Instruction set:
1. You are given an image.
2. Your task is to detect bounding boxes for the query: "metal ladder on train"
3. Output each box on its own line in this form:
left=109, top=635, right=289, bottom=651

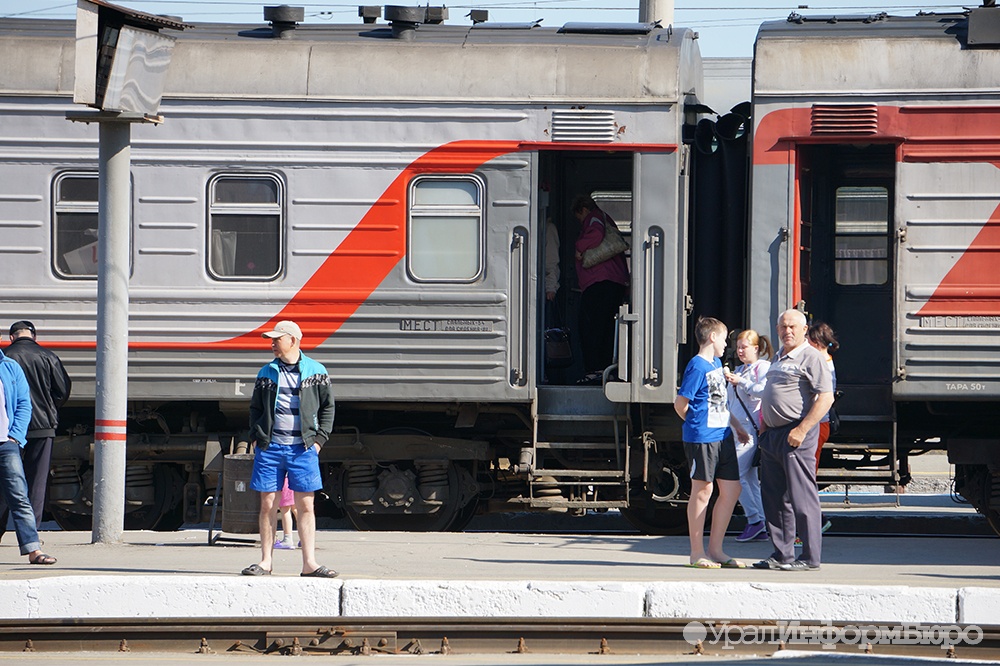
left=817, top=417, right=901, bottom=508
left=526, top=386, right=630, bottom=511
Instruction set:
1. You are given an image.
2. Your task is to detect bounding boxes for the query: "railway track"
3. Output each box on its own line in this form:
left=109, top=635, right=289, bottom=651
left=2, top=617, right=998, bottom=659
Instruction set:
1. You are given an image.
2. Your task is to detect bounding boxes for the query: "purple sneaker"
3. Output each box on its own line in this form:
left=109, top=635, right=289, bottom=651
left=735, top=521, right=767, bottom=543
left=750, top=529, right=770, bottom=542
left=274, top=540, right=296, bottom=550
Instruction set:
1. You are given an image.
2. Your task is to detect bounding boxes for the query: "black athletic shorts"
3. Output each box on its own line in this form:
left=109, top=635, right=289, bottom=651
left=683, top=435, right=740, bottom=482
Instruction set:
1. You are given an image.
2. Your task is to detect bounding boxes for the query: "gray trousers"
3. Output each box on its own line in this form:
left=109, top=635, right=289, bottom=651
left=759, top=422, right=822, bottom=566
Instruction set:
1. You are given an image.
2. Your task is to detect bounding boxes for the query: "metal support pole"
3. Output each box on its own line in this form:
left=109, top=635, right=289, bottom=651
left=638, top=0, right=674, bottom=26
left=92, top=121, right=131, bottom=544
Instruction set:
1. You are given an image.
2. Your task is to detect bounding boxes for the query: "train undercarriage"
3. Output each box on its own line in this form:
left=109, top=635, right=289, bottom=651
left=44, top=398, right=1000, bottom=537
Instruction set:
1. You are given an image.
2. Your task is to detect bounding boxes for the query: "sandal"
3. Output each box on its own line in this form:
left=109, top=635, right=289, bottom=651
left=29, top=553, right=57, bottom=565
left=684, top=558, right=721, bottom=569
left=241, top=563, right=271, bottom=576
left=301, top=565, right=338, bottom=578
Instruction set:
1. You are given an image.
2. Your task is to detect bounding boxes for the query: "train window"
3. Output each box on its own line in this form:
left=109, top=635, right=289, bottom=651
left=591, top=191, right=632, bottom=234
left=408, top=177, right=483, bottom=281
left=834, top=186, right=888, bottom=286
left=207, top=174, right=282, bottom=280
left=53, top=173, right=100, bottom=279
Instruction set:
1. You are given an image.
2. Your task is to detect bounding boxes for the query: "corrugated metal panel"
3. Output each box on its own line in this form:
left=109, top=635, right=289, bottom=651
left=810, top=104, right=878, bottom=135
left=895, top=162, right=1000, bottom=399
left=550, top=109, right=616, bottom=142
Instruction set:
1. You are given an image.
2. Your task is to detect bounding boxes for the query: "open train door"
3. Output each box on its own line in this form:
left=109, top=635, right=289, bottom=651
left=799, top=144, right=896, bottom=440
left=538, top=147, right=687, bottom=405
left=603, top=148, right=692, bottom=405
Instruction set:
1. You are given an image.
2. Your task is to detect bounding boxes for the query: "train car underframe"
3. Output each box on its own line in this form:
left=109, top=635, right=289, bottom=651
left=44, top=398, right=1000, bottom=535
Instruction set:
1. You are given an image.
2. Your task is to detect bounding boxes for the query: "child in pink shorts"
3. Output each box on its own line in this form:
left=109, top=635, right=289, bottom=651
left=274, top=477, right=296, bottom=549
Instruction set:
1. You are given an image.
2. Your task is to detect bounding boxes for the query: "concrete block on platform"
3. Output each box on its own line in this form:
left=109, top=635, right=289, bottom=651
left=646, top=582, right=957, bottom=624
left=342, top=580, right=646, bottom=617
left=958, top=587, right=1000, bottom=625
left=23, top=576, right=342, bottom=619
left=0, top=581, right=31, bottom=619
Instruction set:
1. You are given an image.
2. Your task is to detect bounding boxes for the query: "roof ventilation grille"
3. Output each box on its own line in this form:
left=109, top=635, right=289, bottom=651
left=810, top=104, right=878, bottom=135
left=551, top=109, right=617, bottom=142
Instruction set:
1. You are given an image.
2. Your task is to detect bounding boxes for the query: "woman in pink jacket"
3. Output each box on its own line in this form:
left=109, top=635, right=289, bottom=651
left=571, top=195, right=630, bottom=385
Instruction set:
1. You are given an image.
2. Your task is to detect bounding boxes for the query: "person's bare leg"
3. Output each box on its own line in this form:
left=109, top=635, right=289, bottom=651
left=279, top=506, right=294, bottom=544
left=295, top=491, right=321, bottom=574
left=707, top=478, right=743, bottom=563
left=687, top=479, right=713, bottom=564
left=257, top=491, right=278, bottom=571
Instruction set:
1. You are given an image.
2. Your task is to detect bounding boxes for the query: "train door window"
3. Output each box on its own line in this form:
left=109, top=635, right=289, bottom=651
left=834, top=186, right=888, bottom=285
left=207, top=174, right=282, bottom=280
left=590, top=190, right=632, bottom=264
left=408, top=176, right=483, bottom=282
left=52, top=173, right=100, bottom=279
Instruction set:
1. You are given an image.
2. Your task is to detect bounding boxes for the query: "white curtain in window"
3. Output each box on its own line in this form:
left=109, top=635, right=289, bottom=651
left=211, top=229, right=238, bottom=276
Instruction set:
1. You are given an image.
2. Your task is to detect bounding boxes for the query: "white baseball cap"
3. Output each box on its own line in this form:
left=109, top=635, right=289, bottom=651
left=261, top=320, right=302, bottom=341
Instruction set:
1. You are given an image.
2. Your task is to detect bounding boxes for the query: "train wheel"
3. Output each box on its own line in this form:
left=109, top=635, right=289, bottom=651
left=342, top=461, right=463, bottom=532
left=447, top=498, right=480, bottom=532
left=955, top=463, right=1000, bottom=538
left=50, top=507, right=93, bottom=532
left=986, top=509, right=1000, bottom=538
left=123, top=464, right=186, bottom=531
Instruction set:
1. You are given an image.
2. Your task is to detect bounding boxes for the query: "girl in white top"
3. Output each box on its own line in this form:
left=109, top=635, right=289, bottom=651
left=725, top=329, right=773, bottom=542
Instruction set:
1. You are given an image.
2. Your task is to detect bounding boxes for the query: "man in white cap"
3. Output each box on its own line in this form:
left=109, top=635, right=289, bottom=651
left=242, top=320, right=337, bottom=578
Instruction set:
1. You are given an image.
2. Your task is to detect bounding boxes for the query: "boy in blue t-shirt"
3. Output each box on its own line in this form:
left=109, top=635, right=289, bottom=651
left=673, top=316, right=746, bottom=569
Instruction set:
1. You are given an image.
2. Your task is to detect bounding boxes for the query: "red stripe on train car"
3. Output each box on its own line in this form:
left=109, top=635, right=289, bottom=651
left=915, top=202, right=1000, bottom=316
left=754, top=106, right=1000, bottom=166
left=227, top=140, right=521, bottom=351
left=42, top=140, right=676, bottom=352
left=755, top=105, right=1000, bottom=316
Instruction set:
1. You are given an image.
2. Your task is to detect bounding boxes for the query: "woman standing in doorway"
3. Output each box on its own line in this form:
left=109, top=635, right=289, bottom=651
left=571, top=195, right=630, bottom=385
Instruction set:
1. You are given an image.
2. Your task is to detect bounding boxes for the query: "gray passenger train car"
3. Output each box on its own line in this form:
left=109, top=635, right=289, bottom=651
left=748, top=7, right=1000, bottom=531
left=0, top=12, right=704, bottom=531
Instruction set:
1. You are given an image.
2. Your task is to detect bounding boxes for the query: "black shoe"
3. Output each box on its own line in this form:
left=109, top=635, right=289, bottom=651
left=752, top=557, right=787, bottom=570
left=783, top=559, right=820, bottom=571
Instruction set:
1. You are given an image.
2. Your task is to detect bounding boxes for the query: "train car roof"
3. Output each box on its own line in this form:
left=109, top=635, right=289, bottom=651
left=754, top=9, right=1000, bottom=97
left=0, top=17, right=700, bottom=104
left=757, top=11, right=969, bottom=43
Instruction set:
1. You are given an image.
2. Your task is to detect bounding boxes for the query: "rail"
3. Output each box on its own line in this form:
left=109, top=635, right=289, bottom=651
left=2, top=617, right=998, bottom=659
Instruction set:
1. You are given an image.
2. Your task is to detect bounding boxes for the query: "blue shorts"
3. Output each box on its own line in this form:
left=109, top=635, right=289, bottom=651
left=250, top=443, right=323, bottom=493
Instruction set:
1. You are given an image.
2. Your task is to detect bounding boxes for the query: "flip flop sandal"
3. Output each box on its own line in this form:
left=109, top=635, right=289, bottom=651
left=684, top=558, right=721, bottom=569
left=301, top=565, right=338, bottom=578
left=241, top=563, right=271, bottom=576
left=29, top=553, right=56, bottom=565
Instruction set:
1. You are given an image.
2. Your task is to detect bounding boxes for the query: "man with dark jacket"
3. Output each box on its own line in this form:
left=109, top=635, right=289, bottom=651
left=0, top=344, right=57, bottom=564
left=1, top=321, right=71, bottom=532
left=240, top=320, right=337, bottom=578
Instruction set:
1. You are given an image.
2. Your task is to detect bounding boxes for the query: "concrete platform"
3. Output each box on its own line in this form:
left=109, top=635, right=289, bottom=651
left=0, top=504, right=996, bottom=626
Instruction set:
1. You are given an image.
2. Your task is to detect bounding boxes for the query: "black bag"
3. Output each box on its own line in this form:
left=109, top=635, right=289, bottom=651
left=829, top=390, right=844, bottom=435
left=545, top=327, right=573, bottom=368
